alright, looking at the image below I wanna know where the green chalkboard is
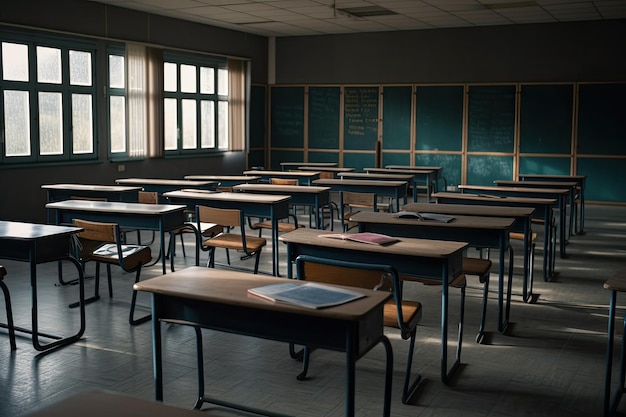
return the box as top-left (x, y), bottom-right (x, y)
top-left (382, 152), bottom-right (411, 167)
top-left (467, 155), bottom-right (514, 186)
top-left (578, 157), bottom-right (626, 202)
top-left (250, 85), bottom-right (266, 148)
top-left (344, 86), bottom-right (379, 150)
top-left (578, 83), bottom-right (626, 155)
top-left (519, 84), bottom-right (573, 154)
top-left (414, 154), bottom-right (462, 188)
top-left (415, 85), bottom-right (463, 151)
top-left (468, 85), bottom-right (516, 153)
top-left (308, 87), bottom-right (340, 149)
top-left (343, 152), bottom-right (376, 171)
top-left (270, 150), bottom-right (304, 170)
top-left (382, 86), bottom-right (411, 150)
top-left (308, 151), bottom-right (339, 163)
top-left (519, 156), bottom-right (570, 175)
top-left (270, 86), bottom-right (304, 148)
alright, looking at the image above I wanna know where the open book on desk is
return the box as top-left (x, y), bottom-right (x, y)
top-left (248, 282), bottom-right (365, 309)
top-left (93, 243), bottom-right (144, 258)
top-left (318, 232), bottom-right (399, 245)
top-left (394, 211), bottom-right (455, 223)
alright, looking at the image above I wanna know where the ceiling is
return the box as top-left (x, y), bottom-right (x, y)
top-left (87, 0), bottom-right (626, 37)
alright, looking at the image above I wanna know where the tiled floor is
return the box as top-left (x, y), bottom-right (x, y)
top-left (1, 203), bottom-right (626, 417)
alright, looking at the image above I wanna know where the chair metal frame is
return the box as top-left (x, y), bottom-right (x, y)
top-left (0, 266), bottom-right (16, 350)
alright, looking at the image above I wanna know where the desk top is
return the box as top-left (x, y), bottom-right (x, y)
top-left (494, 180), bottom-right (578, 188)
top-left (433, 192), bottom-right (557, 206)
top-left (233, 184), bottom-right (330, 194)
top-left (313, 178), bottom-right (407, 187)
top-left (45, 200), bottom-right (186, 214)
top-left (183, 175), bottom-right (261, 182)
top-left (364, 167), bottom-right (436, 175)
top-left (519, 174), bottom-right (586, 180)
top-left (164, 189), bottom-right (291, 204)
top-left (21, 390), bottom-right (214, 417)
top-left (297, 166), bottom-right (355, 172)
top-left (134, 266), bottom-right (390, 319)
top-left (385, 165), bottom-right (443, 171)
top-left (402, 202), bottom-right (535, 218)
top-left (351, 211), bottom-right (515, 231)
top-left (280, 162), bottom-right (338, 167)
top-left (42, 184), bottom-right (142, 192)
top-left (115, 178), bottom-right (218, 187)
top-left (604, 269), bottom-right (626, 292)
top-left (280, 227), bottom-right (468, 260)
top-left (243, 170), bottom-right (321, 177)
top-left (459, 184), bottom-right (569, 195)
top-left (338, 172), bottom-right (414, 181)
top-left (0, 220), bottom-right (82, 240)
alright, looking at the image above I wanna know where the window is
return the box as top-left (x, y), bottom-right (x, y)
top-left (1, 32), bottom-right (96, 164)
top-left (163, 52), bottom-right (229, 155)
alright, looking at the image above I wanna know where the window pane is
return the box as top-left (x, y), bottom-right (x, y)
top-left (109, 54), bottom-right (125, 89)
top-left (200, 100), bottom-right (215, 148)
top-left (200, 67), bottom-right (214, 94)
top-left (164, 62), bottom-right (177, 92)
top-left (3, 90), bottom-right (31, 156)
top-left (217, 68), bottom-right (228, 95)
top-left (218, 100), bottom-right (228, 149)
top-left (69, 50), bottom-right (92, 86)
top-left (38, 92), bottom-right (63, 155)
top-left (164, 98), bottom-right (178, 150)
top-left (2, 42), bottom-right (29, 82)
top-left (110, 95), bottom-right (126, 153)
top-left (182, 99), bottom-right (197, 149)
top-left (36, 46), bottom-right (62, 84)
top-left (72, 94), bottom-right (93, 154)
top-left (180, 64), bottom-right (196, 93)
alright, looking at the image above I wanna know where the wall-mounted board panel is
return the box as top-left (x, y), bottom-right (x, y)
top-left (344, 86), bottom-right (379, 150)
top-left (578, 157), bottom-right (626, 202)
top-left (467, 155), bottom-right (514, 186)
top-left (415, 85), bottom-right (464, 151)
top-left (308, 86), bottom-right (340, 149)
top-left (343, 152), bottom-right (376, 171)
top-left (468, 85), bottom-right (516, 153)
top-left (578, 83), bottom-right (626, 155)
top-left (270, 86), bottom-right (304, 149)
top-left (382, 86), bottom-right (412, 150)
top-left (519, 156), bottom-right (571, 175)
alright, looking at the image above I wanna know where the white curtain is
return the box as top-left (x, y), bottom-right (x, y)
top-left (228, 58), bottom-right (245, 151)
top-left (125, 43), bottom-right (147, 158)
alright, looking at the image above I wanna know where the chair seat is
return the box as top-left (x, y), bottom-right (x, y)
top-left (253, 220), bottom-right (303, 233)
top-left (384, 299), bottom-right (422, 330)
top-left (91, 244), bottom-right (152, 271)
top-left (462, 257), bottom-right (492, 284)
top-left (202, 233), bottom-right (267, 252)
top-left (510, 231), bottom-right (538, 242)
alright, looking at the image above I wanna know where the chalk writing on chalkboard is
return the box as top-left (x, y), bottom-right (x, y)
top-left (308, 87), bottom-right (340, 149)
top-left (344, 87), bottom-right (379, 150)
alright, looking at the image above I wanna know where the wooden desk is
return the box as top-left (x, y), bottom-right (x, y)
top-left (280, 228), bottom-right (467, 384)
top-left (350, 211), bottom-right (514, 333)
top-left (280, 161), bottom-right (338, 170)
top-left (403, 202), bottom-right (536, 303)
top-left (42, 183), bottom-right (142, 202)
top-left (518, 174), bottom-right (587, 234)
top-left (433, 192), bottom-right (558, 282)
top-left (163, 190), bottom-right (291, 276)
top-left (297, 166), bottom-right (355, 178)
top-left (312, 178), bottom-right (408, 212)
top-left (21, 389), bottom-right (219, 417)
top-left (0, 220), bottom-right (85, 352)
top-left (458, 185), bottom-right (570, 258)
top-left (364, 167), bottom-right (437, 202)
top-left (45, 200), bottom-right (187, 274)
top-left (183, 175), bottom-right (261, 188)
top-left (115, 178), bottom-right (219, 201)
top-left (494, 179), bottom-right (577, 239)
top-left (243, 170), bottom-right (321, 185)
top-left (337, 172), bottom-right (417, 202)
top-left (385, 165), bottom-right (446, 192)
top-left (232, 183), bottom-right (331, 229)
top-left (134, 266), bottom-right (393, 417)
top-left (603, 269), bottom-right (626, 417)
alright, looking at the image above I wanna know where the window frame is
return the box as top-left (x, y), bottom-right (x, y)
top-left (0, 29), bottom-right (97, 165)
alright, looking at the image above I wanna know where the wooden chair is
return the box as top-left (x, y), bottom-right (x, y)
top-left (0, 266), bottom-right (16, 350)
top-left (195, 205), bottom-right (267, 274)
top-left (249, 178), bottom-right (303, 236)
top-left (294, 255), bottom-right (423, 404)
top-left (340, 191), bottom-right (389, 232)
top-left (72, 219), bottom-right (153, 325)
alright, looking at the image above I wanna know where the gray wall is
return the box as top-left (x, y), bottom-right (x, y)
top-left (275, 19), bottom-right (626, 84)
top-left (0, 0), bottom-right (268, 222)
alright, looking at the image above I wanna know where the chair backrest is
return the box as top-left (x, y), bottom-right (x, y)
top-left (196, 205), bottom-right (242, 229)
top-left (138, 191), bottom-right (159, 204)
top-left (319, 171), bottom-right (334, 179)
top-left (73, 219), bottom-right (118, 243)
top-left (270, 178), bottom-right (299, 186)
top-left (343, 191), bottom-right (378, 210)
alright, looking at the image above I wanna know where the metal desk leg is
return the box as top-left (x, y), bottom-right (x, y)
top-left (604, 290), bottom-right (626, 417)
